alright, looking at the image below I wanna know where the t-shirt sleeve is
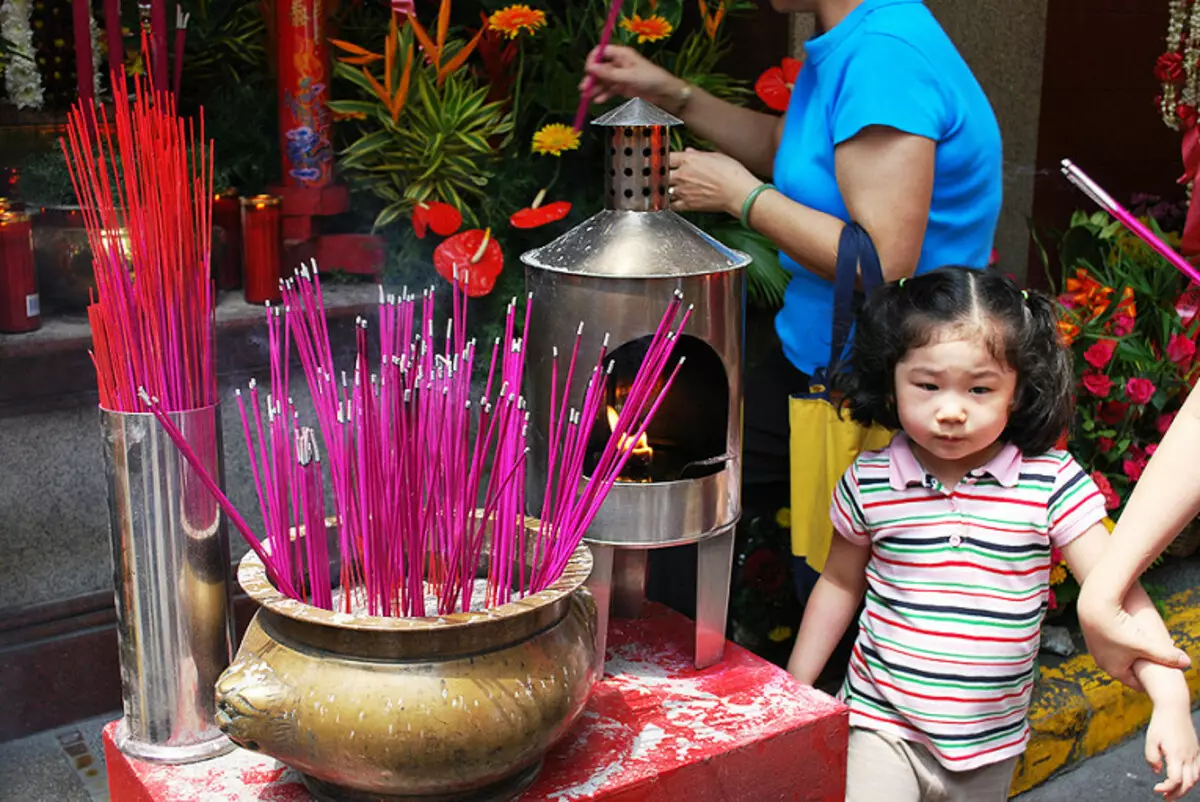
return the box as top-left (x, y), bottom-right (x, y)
top-left (830, 461), bottom-right (871, 546)
top-left (831, 33), bottom-right (949, 147)
top-left (1047, 454), bottom-right (1108, 547)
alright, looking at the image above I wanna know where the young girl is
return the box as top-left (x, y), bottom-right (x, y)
top-left (787, 267), bottom-right (1200, 802)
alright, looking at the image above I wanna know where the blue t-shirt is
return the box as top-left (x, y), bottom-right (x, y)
top-left (773, 0), bottom-right (1002, 376)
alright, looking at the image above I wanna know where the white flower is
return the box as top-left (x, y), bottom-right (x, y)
top-left (1, 0), bottom-right (44, 110)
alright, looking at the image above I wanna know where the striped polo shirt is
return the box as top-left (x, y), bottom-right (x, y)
top-left (830, 434), bottom-right (1106, 771)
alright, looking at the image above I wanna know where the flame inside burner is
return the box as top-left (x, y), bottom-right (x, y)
top-left (606, 405), bottom-right (653, 460)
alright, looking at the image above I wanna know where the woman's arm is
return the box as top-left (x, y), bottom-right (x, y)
top-left (787, 535), bottom-right (871, 685)
top-left (1076, 389), bottom-right (1200, 681)
top-left (582, 45), bottom-right (783, 176)
top-left (747, 127), bottom-right (935, 282)
top-left (669, 126), bottom-right (935, 284)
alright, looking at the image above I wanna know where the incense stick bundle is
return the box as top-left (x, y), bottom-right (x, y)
top-left (145, 263), bottom-right (685, 617)
top-left (62, 66), bottom-right (216, 412)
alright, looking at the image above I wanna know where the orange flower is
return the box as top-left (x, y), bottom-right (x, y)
top-left (1062, 267), bottom-right (1113, 320)
top-left (620, 13), bottom-right (673, 44)
top-left (698, 0), bottom-right (726, 40)
top-left (487, 4), bottom-right (547, 38)
top-left (1057, 316), bottom-right (1080, 346)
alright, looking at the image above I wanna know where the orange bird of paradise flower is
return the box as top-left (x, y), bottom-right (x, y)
top-left (330, 16), bottom-right (415, 123)
top-left (408, 0), bottom-right (487, 86)
top-left (698, 0), bottom-right (726, 40)
top-left (620, 14), bottom-right (673, 44)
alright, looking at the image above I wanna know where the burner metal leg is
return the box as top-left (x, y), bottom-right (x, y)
top-left (694, 524), bottom-right (736, 669)
top-left (585, 543), bottom-right (615, 678)
top-left (611, 548), bottom-right (648, 619)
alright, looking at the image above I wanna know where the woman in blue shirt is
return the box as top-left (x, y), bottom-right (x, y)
top-left (583, 0), bottom-right (1001, 606)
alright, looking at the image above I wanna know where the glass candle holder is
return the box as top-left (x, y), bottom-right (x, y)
top-left (213, 188), bottom-right (241, 291)
top-left (240, 195), bottom-right (282, 305)
top-left (0, 211), bottom-right (41, 333)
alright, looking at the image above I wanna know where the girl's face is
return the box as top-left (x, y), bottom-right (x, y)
top-left (893, 326), bottom-right (1018, 483)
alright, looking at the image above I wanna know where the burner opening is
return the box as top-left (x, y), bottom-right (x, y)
top-left (585, 334), bottom-right (729, 483)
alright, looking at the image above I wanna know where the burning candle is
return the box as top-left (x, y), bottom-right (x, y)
top-left (212, 188), bottom-right (241, 290)
top-left (0, 212), bottom-right (41, 333)
top-left (72, 0), bottom-right (96, 104)
top-left (241, 195), bottom-right (282, 305)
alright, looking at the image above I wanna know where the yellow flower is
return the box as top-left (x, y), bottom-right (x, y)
top-left (620, 14), bottom-right (673, 44)
top-left (1049, 563), bottom-right (1068, 585)
top-left (531, 123), bottom-right (581, 156)
top-left (768, 626), bottom-right (793, 642)
top-left (488, 4), bottom-right (547, 38)
top-left (775, 507), bottom-right (791, 529)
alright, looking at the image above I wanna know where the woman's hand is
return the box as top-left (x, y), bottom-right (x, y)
top-left (1077, 580), bottom-right (1190, 690)
top-left (581, 44), bottom-right (681, 108)
top-left (668, 148), bottom-right (760, 217)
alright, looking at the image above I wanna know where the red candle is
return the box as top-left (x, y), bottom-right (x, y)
top-left (241, 195), bottom-right (282, 305)
top-left (0, 212), bottom-right (41, 333)
top-left (73, 0), bottom-right (96, 104)
top-left (212, 188), bottom-right (241, 290)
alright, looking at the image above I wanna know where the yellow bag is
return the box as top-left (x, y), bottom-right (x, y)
top-left (788, 223), bottom-right (894, 572)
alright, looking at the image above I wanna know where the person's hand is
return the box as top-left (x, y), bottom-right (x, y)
top-left (1145, 698), bottom-right (1200, 800)
top-left (581, 44), bottom-right (681, 108)
top-left (668, 148), bottom-right (760, 217)
top-left (1077, 581), bottom-right (1190, 690)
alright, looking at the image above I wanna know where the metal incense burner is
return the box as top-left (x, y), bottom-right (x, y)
top-left (522, 98), bottom-right (749, 669)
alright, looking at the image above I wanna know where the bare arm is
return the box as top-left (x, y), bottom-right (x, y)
top-left (1064, 525), bottom-right (1200, 800)
top-left (744, 127), bottom-right (935, 282)
top-left (1086, 388), bottom-right (1200, 599)
top-left (787, 536), bottom-right (870, 685)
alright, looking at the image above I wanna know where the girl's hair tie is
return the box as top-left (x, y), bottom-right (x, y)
top-left (898, 278), bottom-right (907, 288)
top-left (1021, 290), bottom-right (1029, 301)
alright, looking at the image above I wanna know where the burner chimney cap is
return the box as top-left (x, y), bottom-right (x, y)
top-left (591, 98), bottom-right (682, 128)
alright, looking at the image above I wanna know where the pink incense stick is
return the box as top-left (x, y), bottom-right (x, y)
top-left (1061, 159), bottom-right (1200, 286)
top-left (573, 0), bottom-right (625, 132)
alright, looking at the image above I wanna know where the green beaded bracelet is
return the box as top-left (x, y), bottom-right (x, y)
top-left (740, 182), bottom-right (775, 230)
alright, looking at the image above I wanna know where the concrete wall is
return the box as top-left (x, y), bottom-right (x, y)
top-left (790, 0), bottom-right (1049, 281)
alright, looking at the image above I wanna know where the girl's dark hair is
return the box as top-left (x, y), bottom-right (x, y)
top-left (833, 266), bottom-right (1072, 455)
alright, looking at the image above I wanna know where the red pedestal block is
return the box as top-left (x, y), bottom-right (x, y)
top-left (268, 184), bottom-right (350, 219)
top-left (314, 234), bottom-right (386, 277)
top-left (103, 604), bottom-right (847, 802)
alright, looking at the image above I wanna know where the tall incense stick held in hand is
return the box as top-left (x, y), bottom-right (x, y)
top-left (573, 0), bottom-right (625, 132)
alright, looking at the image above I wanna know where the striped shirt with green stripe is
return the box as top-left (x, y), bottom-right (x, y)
top-left (830, 433), bottom-right (1106, 771)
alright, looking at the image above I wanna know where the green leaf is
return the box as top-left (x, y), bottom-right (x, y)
top-left (341, 129), bottom-right (394, 159)
top-left (327, 99), bottom-right (379, 116)
top-left (708, 221), bottom-right (789, 310)
top-left (373, 203), bottom-right (407, 231)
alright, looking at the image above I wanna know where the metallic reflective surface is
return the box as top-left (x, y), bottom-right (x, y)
top-left (101, 405), bottom-right (235, 764)
top-left (215, 528), bottom-right (597, 801)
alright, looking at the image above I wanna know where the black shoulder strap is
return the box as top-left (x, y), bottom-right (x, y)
top-left (829, 222), bottom-right (885, 373)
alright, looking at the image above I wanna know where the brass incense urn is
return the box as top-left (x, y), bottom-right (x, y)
top-left (213, 528), bottom-right (597, 802)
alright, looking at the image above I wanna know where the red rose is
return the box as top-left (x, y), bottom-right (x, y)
top-left (1125, 377), bottom-right (1157, 405)
top-left (1177, 286), bottom-right (1200, 328)
top-left (1082, 372), bottom-right (1113, 397)
top-left (1048, 588), bottom-right (1058, 611)
top-left (1084, 340), bottom-right (1117, 369)
top-left (1098, 401), bottom-right (1129, 425)
top-left (1111, 314), bottom-right (1136, 336)
top-left (1123, 458), bottom-right (1147, 481)
top-left (1179, 103), bottom-right (1199, 130)
top-left (1098, 437), bottom-right (1115, 453)
top-left (1050, 545), bottom-right (1064, 565)
top-left (1168, 333), bottom-right (1197, 366)
top-left (1157, 52), bottom-right (1185, 84)
top-left (742, 549), bottom-right (785, 594)
top-left (1091, 471), bottom-right (1121, 510)
top-left (1157, 412), bottom-right (1177, 435)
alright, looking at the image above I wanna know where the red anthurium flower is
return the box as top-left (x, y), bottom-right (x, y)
top-left (433, 228), bottom-right (504, 297)
top-left (510, 188), bottom-right (571, 229)
top-left (755, 57), bottom-right (802, 112)
top-left (412, 201), bottom-right (463, 239)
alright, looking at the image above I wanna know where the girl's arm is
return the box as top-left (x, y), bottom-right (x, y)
top-left (1063, 523), bottom-right (1200, 801)
top-left (1078, 389), bottom-right (1200, 680)
top-left (787, 536), bottom-right (871, 686)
